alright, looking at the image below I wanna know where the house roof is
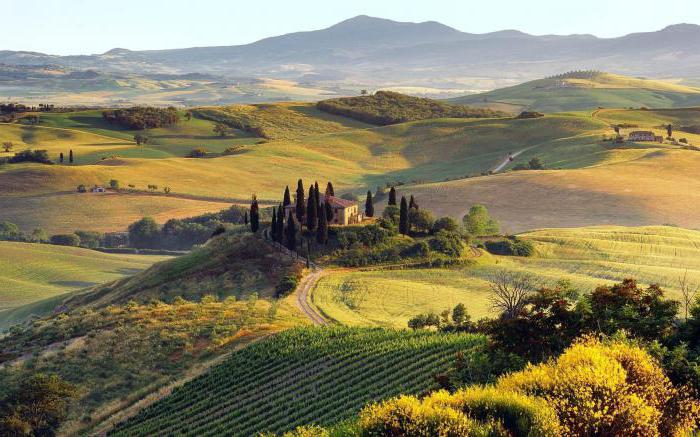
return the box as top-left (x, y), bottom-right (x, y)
top-left (324, 195), bottom-right (357, 208)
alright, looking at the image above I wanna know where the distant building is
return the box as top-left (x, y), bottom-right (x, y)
top-left (90, 185), bottom-right (106, 193)
top-left (285, 194), bottom-right (363, 226)
top-left (628, 131), bottom-right (663, 143)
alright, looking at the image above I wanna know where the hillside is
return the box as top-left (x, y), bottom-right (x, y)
top-left (317, 91), bottom-right (505, 125)
top-left (452, 72), bottom-right (700, 112)
top-left (62, 232), bottom-right (300, 309)
top-left (311, 226), bottom-right (700, 328)
top-left (111, 327), bottom-right (488, 436)
top-left (0, 241), bottom-right (169, 312)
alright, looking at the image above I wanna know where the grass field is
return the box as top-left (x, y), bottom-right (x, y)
top-left (112, 327), bottom-right (487, 436)
top-left (311, 226), bottom-right (700, 328)
top-left (452, 72), bottom-right (700, 113)
top-left (0, 241), bottom-right (170, 312)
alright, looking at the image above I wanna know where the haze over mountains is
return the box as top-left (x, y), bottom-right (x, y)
top-left (3, 15), bottom-right (700, 83)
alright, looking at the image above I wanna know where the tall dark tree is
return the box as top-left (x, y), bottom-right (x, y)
top-left (317, 205), bottom-right (328, 244)
top-left (306, 186), bottom-right (318, 231)
top-left (244, 211), bottom-right (248, 226)
top-left (409, 195), bottom-right (418, 210)
top-left (388, 186), bottom-right (397, 205)
top-left (325, 201), bottom-right (333, 223)
top-left (295, 179), bottom-right (305, 224)
top-left (283, 186), bottom-right (292, 208)
top-left (314, 181), bottom-right (321, 207)
top-left (285, 210), bottom-right (297, 250)
top-left (399, 196), bottom-right (409, 235)
top-left (69, 149), bottom-right (74, 164)
top-left (326, 181), bottom-right (335, 197)
top-left (667, 124), bottom-right (673, 138)
top-left (250, 195), bottom-right (260, 233)
top-left (271, 208), bottom-right (278, 241)
top-left (276, 204), bottom-right (285, 243)
top-left (365, 191), bottom-right (375, 217)
top-left (59, 152), bottom-right (64, 163)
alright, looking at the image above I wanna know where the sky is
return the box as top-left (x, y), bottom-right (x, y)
top-left (5, 0), bottom-right (700, 55)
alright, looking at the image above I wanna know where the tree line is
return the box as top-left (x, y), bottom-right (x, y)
top-left (102, 106), bottom-right (179, 130)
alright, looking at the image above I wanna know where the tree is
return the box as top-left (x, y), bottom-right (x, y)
top-left (488, 271), bottom-right (536, 319)
top-left (679, 270), bottom-right (699, 321)
top-left (325, 201), bottom-right (333, 222)
top-left (463, 204), bottom-right (499, 236)
top-left (451, 303), bottom-right (468, 327)
top-left (187, 147), bottom-right (208, 158)
top-left (399, 196), bottom-right (409, 235)
top-left (306, 186), bottom-right (318, 231)
top-left (250, 195), bottom-right (260, 233)
top-left (109, 179), bottom-right (119, 190)
top-left (667, 124), bottom-right (673, 139)
top-left (528, 157), bottom-right (544, 170)
top-left (271, 207), bottom-right (278, 241)
top-left (409, 208), bottom-right (434, 234)
top-left (314, 181), bottom-right (321, 209)
top-left (59, 152), bottom-right (64, 163)
top-left (409, 195), bottom-right (418, 210)
top-left (283, 186), bottom-right (292, 208)
top-left (326, 182), bottom-right (335, 197)
top-left (295, 179), bottom-right (305, 224)
top-left (128, 217), bottom-right (160, 248)
top-left (285, 210), bottom-right (297, 250)
top-left (30, 228), bottom-right (48, 243)
top-left (432, 217), bottom-right (460, 234)
top-left (276, 204), bottom-right (285, 243)
top-left (365, 191), bottom-right (374, 217)
top-left (244, 211), bottom-right (248, 226)
top-left (317, 205), bottom-right (328, 244)
top-left (2, 141), bottom-right (13, 153)
top-left (68, 150), bottom-right (73, 164)
top-left (213, 123), bottom-right (228, 137)
top-left (133, 134), bottom-right (148, 145)
top-left (613, 125), bottom-right (620, 136)
top-left (388, 186), bottom-right (397, 205)
top-left (185, 111), bottom-right (192, 121)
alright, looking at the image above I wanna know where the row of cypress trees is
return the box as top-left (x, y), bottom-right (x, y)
top-left (386, 186), bottom-right (419, 235)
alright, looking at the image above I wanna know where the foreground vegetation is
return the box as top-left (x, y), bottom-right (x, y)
top-left (112, 327), bottom-right (489, 436)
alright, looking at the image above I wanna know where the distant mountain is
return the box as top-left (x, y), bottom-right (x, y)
top-left (2, 16), bottom-right (700, 92)
top-left (450, 71), bottom-right (700, 113)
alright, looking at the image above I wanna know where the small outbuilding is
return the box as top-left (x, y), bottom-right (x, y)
top-left (628, 131), bottom-right (663, 143)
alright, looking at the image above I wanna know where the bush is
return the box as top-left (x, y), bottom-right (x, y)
top-left (432, 217), bottom-right (461, 234)
top-left (428, 231), bottom-right (464, 258)
top-left (517, 111), bottom-right (544, 119)
top-left (0, 221), bottom-right (22, 240)
top-left (409, 208), bottom-right (434, 234)
top-left (8, 149), bottom-right (52, 164)
top-left (50, 233), bottom-right (81, 247)
top-left (484, 238), bottom-right (534, 257)
top-left (186, 147), bottom-right (208, 158)
top-left (382, 205), bottom-right (400, 223)
top-left (75, 231), bottom-right (103, 248)
top-left (275, 275), bottom-right (300, 298)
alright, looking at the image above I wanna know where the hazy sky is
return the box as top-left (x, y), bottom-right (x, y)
top-left (5, 0), bottom-right (700, 55)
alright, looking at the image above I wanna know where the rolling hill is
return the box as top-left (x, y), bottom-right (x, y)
top-left (451, 71), bottom-right (700, 112)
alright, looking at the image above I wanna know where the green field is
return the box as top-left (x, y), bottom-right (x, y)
top-left (311, 226), bottom-right (700, 328)
top-left (452, 72), bottom-right (700, 113)
top-left (0, 241), bottom-right (170, 311)
top-left (111, 327), bottom-right (487, 436)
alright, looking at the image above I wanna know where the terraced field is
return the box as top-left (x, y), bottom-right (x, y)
top-left (0, 241), bottom-right (170, 311)
top-left (311, 226), bottom-right (700, 328)
top-left (111, 327), bottom-right (487, 436)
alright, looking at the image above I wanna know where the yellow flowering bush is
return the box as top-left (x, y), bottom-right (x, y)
top-left (497, 337), bottom-right (700, 436)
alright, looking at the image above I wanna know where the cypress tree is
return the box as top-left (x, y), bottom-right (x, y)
top-left (59, 152), bottom-right (64, 163)
top-left (317, 205), bottom-right (328, 244)
top-left (306, 186), bottom-right (318, 231)
top-left (276, 204), bottom-right (285, 243)
top-left (388, 187), bottom-right (397, 205)
top-left (365, 191), bottom-right (374, 217)
top-left (69, 149), bottom-right (74, 164)
top-left (409, 195), bottom-right (418, 210)
top-left (244, 211), bottom-right (248, 225)
top-left (326, 181), bottom-right (335, 197)
top-left (295, 179), bottom-right (305, 224)
top-left (250, 195), bottom-right (260, 233)
top-left (325, 201), bottom-right (333, 223)
top-left (283, 186), bottom-right (291, 208)
top-left (285, 210), bottom-right (297, 251)
top-left (399, 196), bottom-right (409, 235)
top-left (271, 208), bottom-right (278, 241)
top-left (314, 181), bottom-right (321, 207)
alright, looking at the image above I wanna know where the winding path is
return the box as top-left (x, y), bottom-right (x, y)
top-left (491, 147), bottom-right (534, 173)
top-left (295, 268), bottom-right (327, 325)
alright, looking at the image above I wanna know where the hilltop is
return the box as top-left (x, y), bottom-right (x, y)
top-left (452, 71), bottom-right (700, 112)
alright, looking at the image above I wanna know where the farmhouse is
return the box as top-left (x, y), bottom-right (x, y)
top-left (321, 195), bottom-right (363, 225)
top-left (90, 185), bottom-right (106, 193)
top-left (285, 194), bottom-right (362, 226)
top-left (628, 131), bottom-right (663, 143)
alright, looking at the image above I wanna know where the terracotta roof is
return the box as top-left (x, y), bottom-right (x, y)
top-left (325, 195), bottom-right (357, 208)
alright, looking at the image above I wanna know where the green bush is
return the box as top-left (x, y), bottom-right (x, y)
top-left (50, 233), bottom-right (81, 247)
top-left (432, 217), bottom-right (461, 234)
top-left (484, 238), bottom-right (534, 257)
top-left (428, 231), bottom-right (464, 258)
top-left (463, 204), bottom-right (499, 236)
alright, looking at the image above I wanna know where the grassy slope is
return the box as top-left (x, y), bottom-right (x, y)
top-left (452, 73), bottom-right (700, 112)
top-left (311, 226), bottom-right (700, 328)
top-left (112, 327), bottom-right (486, 436)
top-left (0, 241), bottom-right (169, 311)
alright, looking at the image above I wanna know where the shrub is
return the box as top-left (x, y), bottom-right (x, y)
top-left (432, 217), bottom-right (461, 234)
top-left (484, 238), bottom-right (534, 257)
top-left (8, 149), bottom-right (52, 164)
top-left (496, 338), bottom-right (700, 436)
top-left (409, 208), bottom-right (435, 234)
top-left (517, 111), bottom-right (544, 119)
top-left (427, 387), bottom-right (562, 436)
top-left (187, 147), bottom-right (208, 158)
top-left (109, 179), bottom-right (119, 189)
top-left (50, 233), bottom-right (81, 247)
top-left (275, 275), bottom-right (300, 298)
top-left (75, 230), bottom-right (103, 248)
top-left (0, 221), bottom-right (22, 240)
top-left (382, 205), bottom-right (400, 223)
top-left (428, 231), bottom-right (464, 257)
